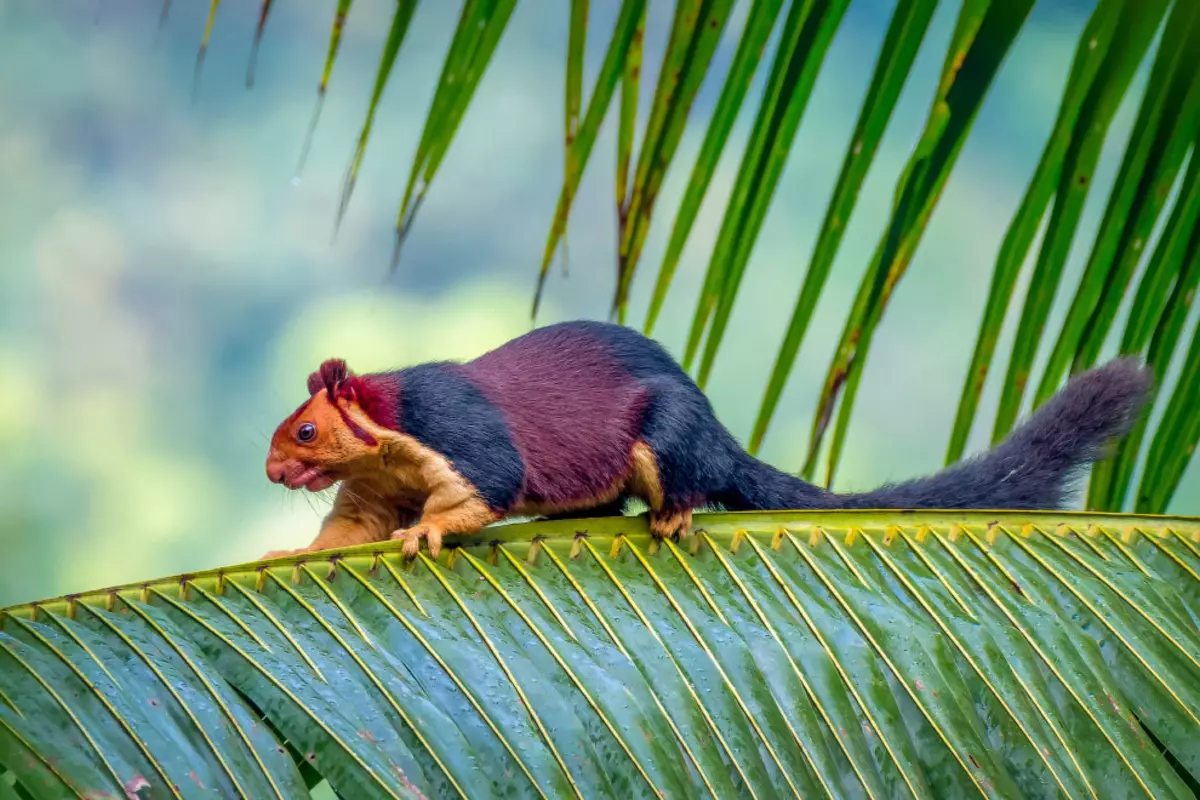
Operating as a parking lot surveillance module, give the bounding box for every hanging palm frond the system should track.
[174,0,1200,515]
[3,512,1200,798]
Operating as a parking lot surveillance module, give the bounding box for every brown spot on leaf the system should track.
[123,774,150,799]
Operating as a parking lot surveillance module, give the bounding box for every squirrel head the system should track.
[265,359,399,491]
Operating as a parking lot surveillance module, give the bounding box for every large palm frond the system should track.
[4,511,1200,798]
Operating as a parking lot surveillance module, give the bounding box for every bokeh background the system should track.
[2,0,1196,608]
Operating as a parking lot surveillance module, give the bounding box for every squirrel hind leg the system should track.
[627,441,697,540]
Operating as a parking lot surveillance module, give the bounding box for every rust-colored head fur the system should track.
[265,359,398,491]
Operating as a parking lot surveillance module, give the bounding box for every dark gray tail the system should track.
[726,357,1155,512]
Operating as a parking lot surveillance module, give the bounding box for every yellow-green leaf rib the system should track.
[336,557,549,799]
[0,686,19,718]
[0,714,83,799]
[221,576,326,681]
[863,533,1096,798]
[1025,526,1200,674]
[0,636,128,799]
[622,537,809,798]
[5,616,184,799]
[743,532,929,798]
[185,579,272,652]
[535,541,723,798]
[35,608,123,690]
[458,550,665,799]
[895,527,1099,796]
[94,599,289,799]
[264,569,473,796]
[419,553,586,800]
[495,545,578,638]
[579,537,757,797]
[146,588,412,798]
[700,532,885,799]
[791,530,1017,797]
[936,526,1191,798]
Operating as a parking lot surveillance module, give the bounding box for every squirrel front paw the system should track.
[390,524,444,559]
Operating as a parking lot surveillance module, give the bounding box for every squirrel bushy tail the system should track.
[725,357,1155,512]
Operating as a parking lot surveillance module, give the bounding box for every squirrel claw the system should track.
[649,509,693,542]
[391,524,443,560]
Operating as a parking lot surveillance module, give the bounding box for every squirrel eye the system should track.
[296,423,317,443]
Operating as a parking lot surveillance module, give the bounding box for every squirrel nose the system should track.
[266,459,286,485]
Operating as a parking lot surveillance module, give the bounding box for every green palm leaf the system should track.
[294,0,356,177]
[982,0,1168,445]
[748,0,938,455]
[804,0,1035,484]
[685,0,851,383]
[4,512,1200,797]
[391,0,518,268]
[613,0,738,323]
[335,0,420,233]
[1036,1,1200,400]
[944,0,1126,467]
[535,0,647,318]
[642,0,787,338]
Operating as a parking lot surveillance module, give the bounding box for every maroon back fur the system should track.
[461,325,647,508]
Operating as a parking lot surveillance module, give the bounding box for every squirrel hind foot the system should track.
[650,508,693,540]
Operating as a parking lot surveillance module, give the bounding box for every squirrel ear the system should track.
[307,358,351,396]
